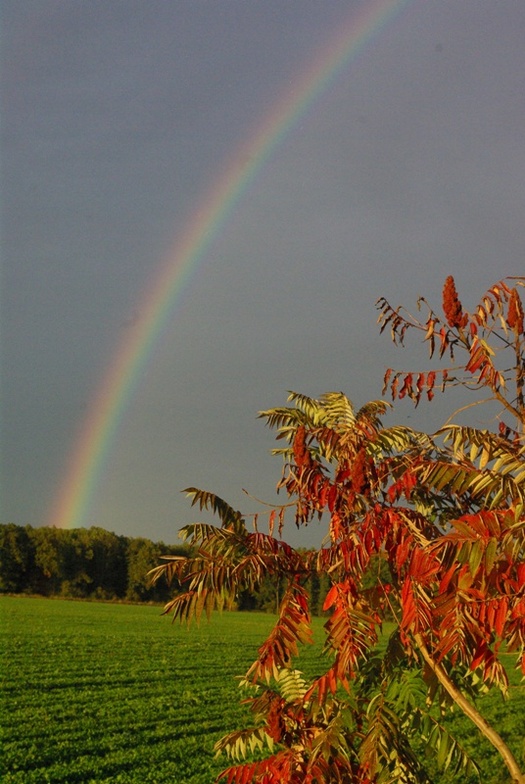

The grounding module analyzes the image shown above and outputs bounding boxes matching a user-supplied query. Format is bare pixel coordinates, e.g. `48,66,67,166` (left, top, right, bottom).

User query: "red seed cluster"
293,425,312,468
442,275,468,329
351,448,369,496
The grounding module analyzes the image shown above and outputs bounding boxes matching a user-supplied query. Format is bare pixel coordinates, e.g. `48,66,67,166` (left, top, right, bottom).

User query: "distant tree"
27,525,69,595
127,537,187,602
0,523,186,601
59,527,93,597
0,524,34,593
86,527,128,599
127,537,164,601
152,277,525,784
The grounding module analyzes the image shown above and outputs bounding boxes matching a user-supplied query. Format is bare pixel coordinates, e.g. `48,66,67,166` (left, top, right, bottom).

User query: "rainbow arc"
49,0,410,530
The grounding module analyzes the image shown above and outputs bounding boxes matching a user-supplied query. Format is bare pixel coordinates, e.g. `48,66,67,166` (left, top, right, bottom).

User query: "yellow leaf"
469,443,480,463
484,538,498,573
479,338,495,356
469,541,483,577
479,447,490,470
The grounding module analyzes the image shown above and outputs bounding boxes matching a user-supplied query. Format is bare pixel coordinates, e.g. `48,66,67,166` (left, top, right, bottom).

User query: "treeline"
0,523,333,611
0,523,188,602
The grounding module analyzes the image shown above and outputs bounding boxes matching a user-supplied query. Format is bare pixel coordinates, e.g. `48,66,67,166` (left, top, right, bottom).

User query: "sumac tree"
151,276,525,784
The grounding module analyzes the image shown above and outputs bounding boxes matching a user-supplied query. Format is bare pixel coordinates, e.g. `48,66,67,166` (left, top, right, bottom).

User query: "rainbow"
49,0,410,530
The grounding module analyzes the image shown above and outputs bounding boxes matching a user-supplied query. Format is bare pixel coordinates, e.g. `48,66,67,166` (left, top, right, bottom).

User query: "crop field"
1,596,524,783
0,597,325,783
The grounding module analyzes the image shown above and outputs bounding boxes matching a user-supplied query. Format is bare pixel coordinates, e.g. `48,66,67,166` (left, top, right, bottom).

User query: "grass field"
1,596,523,783
0,597,325,783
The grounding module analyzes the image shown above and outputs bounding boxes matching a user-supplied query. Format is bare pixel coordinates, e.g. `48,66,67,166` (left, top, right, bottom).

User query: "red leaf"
398,373,413,399
330,511,343,541
487,601,496,629
328,484,337,513
328,666,337,695
395,540,411,571
387,482,400,502
391,374,399,399
439,563,457,594
470,640,488,671
268,510,275,537
439,326,449,357
400,578,416,630
323,584,338,611
319,481,331,508
495,596,508,638
278,508,285,538
382,368,393,395
317,672,327,706
465,346,483,373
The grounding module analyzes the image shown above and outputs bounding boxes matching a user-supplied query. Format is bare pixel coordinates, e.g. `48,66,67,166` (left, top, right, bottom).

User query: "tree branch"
413,633,525,784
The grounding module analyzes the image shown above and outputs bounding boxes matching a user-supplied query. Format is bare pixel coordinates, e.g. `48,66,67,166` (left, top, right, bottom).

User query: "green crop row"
1,597,523,783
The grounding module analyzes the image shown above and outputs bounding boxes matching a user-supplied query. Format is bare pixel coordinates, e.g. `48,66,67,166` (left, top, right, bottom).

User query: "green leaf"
468,540,483,576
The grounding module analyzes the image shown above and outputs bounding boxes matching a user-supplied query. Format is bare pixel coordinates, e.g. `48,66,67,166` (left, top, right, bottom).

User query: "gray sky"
2,1,525,548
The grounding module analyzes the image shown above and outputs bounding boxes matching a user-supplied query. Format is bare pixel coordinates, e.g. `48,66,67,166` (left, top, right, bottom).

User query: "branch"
413,633,525,784
441,396,498,428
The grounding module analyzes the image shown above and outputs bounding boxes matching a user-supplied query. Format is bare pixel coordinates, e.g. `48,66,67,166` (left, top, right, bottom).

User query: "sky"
2,0,525,549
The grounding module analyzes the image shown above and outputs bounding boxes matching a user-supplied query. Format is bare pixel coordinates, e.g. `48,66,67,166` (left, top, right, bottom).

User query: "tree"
86,527,128,599
126,537,165,601
151,277,525,784
28,525,69,595
0,524,35,593
59,527,94,597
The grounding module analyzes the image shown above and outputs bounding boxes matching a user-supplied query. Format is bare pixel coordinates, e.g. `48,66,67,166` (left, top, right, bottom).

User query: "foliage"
0,524,187,602
152,277,525,783
0,524,34,593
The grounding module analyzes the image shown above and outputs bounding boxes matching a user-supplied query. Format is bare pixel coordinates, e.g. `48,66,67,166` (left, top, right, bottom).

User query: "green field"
1,597,523,783
0,597,325,783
